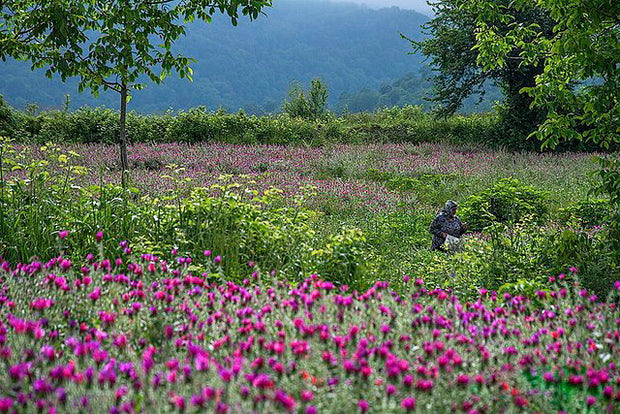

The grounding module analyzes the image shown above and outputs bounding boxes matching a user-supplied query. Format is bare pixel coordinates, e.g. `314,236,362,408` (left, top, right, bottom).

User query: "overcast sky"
334,0,433,15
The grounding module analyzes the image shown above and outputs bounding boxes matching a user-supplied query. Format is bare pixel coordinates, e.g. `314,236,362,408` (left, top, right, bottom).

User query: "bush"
0,95,17,137
309,227,368,288
460,178,548,231
418,219,554,299
558,198,612,228
283,78,329,120
3,99,618,150
551,227,620,299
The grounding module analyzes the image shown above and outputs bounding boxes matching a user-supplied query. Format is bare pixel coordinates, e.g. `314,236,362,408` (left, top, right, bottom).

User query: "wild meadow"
2,0,618,410
0,137,618,413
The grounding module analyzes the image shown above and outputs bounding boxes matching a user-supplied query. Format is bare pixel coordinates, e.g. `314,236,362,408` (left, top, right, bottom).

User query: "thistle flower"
401,397,416,411
456,374,470,386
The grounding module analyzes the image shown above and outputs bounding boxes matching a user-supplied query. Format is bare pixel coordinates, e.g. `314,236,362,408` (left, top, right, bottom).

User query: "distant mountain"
0,0,429,114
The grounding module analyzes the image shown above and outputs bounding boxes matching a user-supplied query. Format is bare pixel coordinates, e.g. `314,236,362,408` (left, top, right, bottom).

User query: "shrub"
309,226,368,289
558,198,612,228
283,78,329,120
3,100,618,150
460,178,548,231
419,220,554,299
551,228,620,298
0,95,17,137
170,185,319,279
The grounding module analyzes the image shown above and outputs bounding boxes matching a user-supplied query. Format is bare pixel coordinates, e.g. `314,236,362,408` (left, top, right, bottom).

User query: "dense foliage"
472,0,619,151
460,178,548,231
2,98,615,152
470,0,620,278
403,0,553,115
403,0,556,146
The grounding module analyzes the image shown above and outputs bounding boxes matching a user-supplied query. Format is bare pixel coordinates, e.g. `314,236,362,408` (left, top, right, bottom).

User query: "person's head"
442,200,458,218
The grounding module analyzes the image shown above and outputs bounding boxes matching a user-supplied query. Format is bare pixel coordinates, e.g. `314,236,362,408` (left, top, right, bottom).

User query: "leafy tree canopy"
470,0,619,255
471,0,619,150
402,0,555,123
2,1,271,97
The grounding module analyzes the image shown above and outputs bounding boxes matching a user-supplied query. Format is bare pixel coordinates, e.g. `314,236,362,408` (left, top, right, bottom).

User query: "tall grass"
1,138,616,296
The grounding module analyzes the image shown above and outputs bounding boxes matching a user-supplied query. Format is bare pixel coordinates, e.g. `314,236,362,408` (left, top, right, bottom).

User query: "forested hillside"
337,68,503,113
0,0,429,113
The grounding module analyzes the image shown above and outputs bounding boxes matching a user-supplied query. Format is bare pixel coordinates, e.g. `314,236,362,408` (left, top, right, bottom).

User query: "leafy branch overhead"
1,0,272,96
401,0,556,121
469,0,619,150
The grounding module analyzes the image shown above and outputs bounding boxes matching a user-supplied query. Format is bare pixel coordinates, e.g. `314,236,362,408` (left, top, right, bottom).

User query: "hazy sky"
334,0,433,15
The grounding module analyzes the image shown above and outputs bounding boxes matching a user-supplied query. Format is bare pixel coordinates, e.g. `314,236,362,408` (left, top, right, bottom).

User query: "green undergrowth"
1,139,618,297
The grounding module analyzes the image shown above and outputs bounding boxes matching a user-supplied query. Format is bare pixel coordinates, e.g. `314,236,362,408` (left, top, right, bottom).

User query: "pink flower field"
15,142,597,213
1,235,619,413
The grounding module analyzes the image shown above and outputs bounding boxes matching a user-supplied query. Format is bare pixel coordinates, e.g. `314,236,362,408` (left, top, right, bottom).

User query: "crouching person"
429,200,468,252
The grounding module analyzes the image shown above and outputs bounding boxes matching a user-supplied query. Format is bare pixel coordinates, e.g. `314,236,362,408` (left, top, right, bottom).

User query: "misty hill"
338,68,503,113
0,0,429,114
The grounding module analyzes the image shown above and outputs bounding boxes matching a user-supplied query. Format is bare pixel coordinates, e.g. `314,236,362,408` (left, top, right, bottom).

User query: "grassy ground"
15,141,599,211
3,141,611,295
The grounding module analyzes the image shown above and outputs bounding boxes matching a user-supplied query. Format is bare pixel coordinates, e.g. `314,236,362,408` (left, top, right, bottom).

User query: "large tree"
402,0,555,134
472,0,619,150
472,0,619,253
1,0,271,186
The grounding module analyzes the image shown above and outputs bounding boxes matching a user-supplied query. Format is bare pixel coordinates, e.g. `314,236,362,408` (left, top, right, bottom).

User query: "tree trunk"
119,84,129,188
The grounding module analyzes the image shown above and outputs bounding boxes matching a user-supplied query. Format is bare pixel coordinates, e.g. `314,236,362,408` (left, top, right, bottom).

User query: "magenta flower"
89,287,101,302
59,230,68,240
456,374,470,386
171,394,185,411
60,259,71,271
401,397,416,411
191,395,205,408
301,390,314,402
358,400,369,413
